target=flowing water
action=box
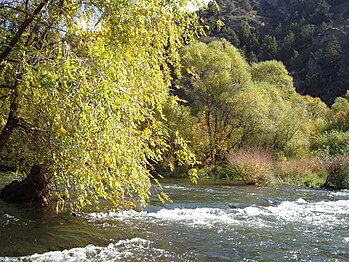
[1,176,349,261]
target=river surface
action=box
[1,176,349,261]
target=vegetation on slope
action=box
[198,0,349,104]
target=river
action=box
[1,177,349,261]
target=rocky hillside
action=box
[198,0,349,104]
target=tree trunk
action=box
[0,89,19,152]
[0,1,47,63]
[0,115,17,152]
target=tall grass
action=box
[227,148,328,187]
[275,157,326,186]
[227,148,274,185]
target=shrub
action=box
[311,130,349,155]
[275,157,325,185]
[322,154,349,189]
[227,148,274,185]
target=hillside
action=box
[198,0,349,104]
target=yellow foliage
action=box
[0,0,199,210]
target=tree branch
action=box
[0,1,47,63]
[0,84,14,89]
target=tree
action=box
[0,0,198,209]
[250,60,294,95]
[260,35,278,60]
[282,32,295,58]
[179,40,251,165]
[331,91,349,130]
[248,62,318,156]
[321,38,342,66]
[299,24,315,42]
[238,20,252,47]
[313,0,331,23]
[239,0,252,11]
[249,51,258,63]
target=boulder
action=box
[0,165,50,205]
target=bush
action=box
[204,165,235,180]
[311,130,349,155]
[227,148,275,185]
[322,154,349,189]
[275,157,325,185]
[302,172,327,188]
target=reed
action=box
[227,147,275,185]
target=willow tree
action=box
[179,40,251,165]
[0,0,198,209]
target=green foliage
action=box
[311,130,349,155]
[314,0,332,23]
[275,157,325,186]
[159,96,197,173]
[179,40,251,165]
[322,154,349,189]
[179,40,325,164]
[238,0,252,11]
[0,0,199,210]
[201,165,235,180]
[197,0,348,104]
[282,32,295,54]
[260,35,278,60]
[330,92,349,129]
[250,61,294,94]
[237,20,259,50]
[321,38,342,66]
[302,172,327,188]
[249,91,309,156]
[299,24,315,42]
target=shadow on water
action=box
[0,172,110,257]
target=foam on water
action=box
[163,184,189,190]
[330,189,349,197]
[0,214,23,226]
[2,183,349,261]
[344,237,349,244]
[88,198,349,231]
[265,198,349,228]
[1,238,171,262]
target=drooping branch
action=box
[0,1,47,63]
[0,83,16,89]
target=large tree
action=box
[179,40,251,165]
[0,0,198,209]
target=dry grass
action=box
[276,157,323,180]
[227,149,328,186]
[227,147,275,185]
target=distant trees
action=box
[197,0,348,104]
[260,35,278,60]
[239,0,252,11]
[321,38,342,66]
[331,91,349,129]
[178,40,324,165]
[177,38,349,189]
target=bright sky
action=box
[185,0,211,12]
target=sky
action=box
[185,0,211,12]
